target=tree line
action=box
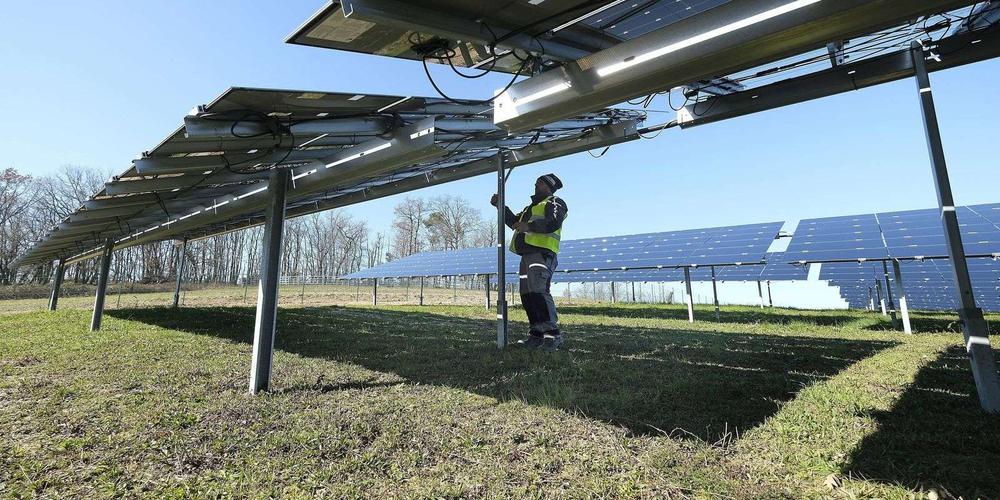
[1,166,496,287]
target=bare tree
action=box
[424,195,483,251]
[391,197,430,259]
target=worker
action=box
[491,173,568,351]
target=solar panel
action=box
[820,258,1000,312]
[346,222,781,280]
[876,205,1000,259]
[783,205,1000,265]
[287,0,732,73]
[15,87,643,266]
[783,214,888,264]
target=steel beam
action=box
[891,259,913,334]
[106,171,270,195]
[767,280,773,307]
[684,267,695,323]
[249,168,290,395]
[172,238,188,308]
[496,152,508,349]
[90,239,114,331]
[882,260,899,330]
[494,0,972,132]
[911,41,1000,412]
[679,26,1000,127]
[757,280,765,309]
[419,277,424,306]
[372,278,378,306]
[48,258,65,311]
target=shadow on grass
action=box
[559,305,865,327]
[108,306,895,440]
[861,310,989,335]
[842,345,1000,497]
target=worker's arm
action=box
[504,207,520,229]
[526,197,567,233]
[492,193,521,229]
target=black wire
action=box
[422,53,529,105]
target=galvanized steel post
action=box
[90,239,114,331]
[48,258,65,311]
[249,168,289,395]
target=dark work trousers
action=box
[519,252,559,336]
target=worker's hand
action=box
[490,193,499,207]
[514,221,530,232]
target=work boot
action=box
[517,335,544,348]
[541,334,564,352]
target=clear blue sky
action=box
[3,0,999,241]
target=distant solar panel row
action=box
[344,223,801,282]
[821,259,1000,312]
[783,203,1000,263]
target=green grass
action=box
[1,295,999,498]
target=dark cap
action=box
[538,173,563,192]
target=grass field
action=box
[2,290,999,498]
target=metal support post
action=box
[372,278,378,306]
[495,152,508,349]
[631,281,636,302]
[911,41,1000,411]
[90,239,114,331]
[757,280,765,309]
[172,238,188,308]
[868,286,875,312]
[882,260,899,330]
[419,276,425,306]
[876,279,887,315]
[767,280,774,308]
[684,267,695,323]
[891,259,913,334]
[611,282,616,303]
[48,258,65,311]
[249,168,289,395]
[711,266,721,320]
[484,275,491,309]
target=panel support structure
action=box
[249,169,290,395]
[876,280,887,315]
[684,267,695,323]
[419,277,425,306]
[711,266,721,320]
[484,275,491,310]
[90,239,114,331]
[891,259,913,334]
[611,282,617,303]
[911,41,1000,412]
[882,260,899,330]
[767,280,774,308]
[48,258,65,311]
[172,238,188,308]
[757,280,765,309]
[372,278,378,306]
[495,153,508,349]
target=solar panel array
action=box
[15,87,642,266]
[821,259,1000,312]
[784,203,1000,264]
[345,222,797,282]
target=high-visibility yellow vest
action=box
[510,196,564,254]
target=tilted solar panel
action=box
[16,87,642,266]
[783,214,889,263]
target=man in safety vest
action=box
[491,173,568,351]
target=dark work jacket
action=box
[504,193,568,256]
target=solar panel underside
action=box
[287,0,731,72]
[17,87,642,265]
